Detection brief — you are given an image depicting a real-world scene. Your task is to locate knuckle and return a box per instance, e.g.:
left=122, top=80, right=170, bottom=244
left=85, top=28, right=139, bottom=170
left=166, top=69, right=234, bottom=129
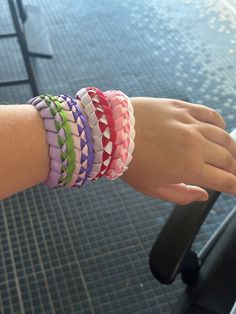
left=182, top=126, right=195, bottom=139
left=209, top=108, right=219, bottom=119
left=209, top=108, right=225, bottom=126
left=172, top=99, right=182, bottom=107
left=183, top=128, right=200, bottom=148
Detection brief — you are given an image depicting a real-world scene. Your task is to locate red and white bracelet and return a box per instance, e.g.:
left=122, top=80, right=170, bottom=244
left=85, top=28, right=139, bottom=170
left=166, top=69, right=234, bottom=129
left=75, top=87, right=116, bottom=181
left=75, top=87, right=135, bottom=181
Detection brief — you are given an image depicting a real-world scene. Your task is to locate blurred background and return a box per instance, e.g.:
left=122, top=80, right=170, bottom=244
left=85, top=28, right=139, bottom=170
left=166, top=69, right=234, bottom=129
left=0, top=0, right=236, bottom=313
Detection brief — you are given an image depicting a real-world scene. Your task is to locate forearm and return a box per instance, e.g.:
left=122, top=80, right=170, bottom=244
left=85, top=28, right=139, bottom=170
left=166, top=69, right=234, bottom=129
left=0, top=105, right=50, bottom=200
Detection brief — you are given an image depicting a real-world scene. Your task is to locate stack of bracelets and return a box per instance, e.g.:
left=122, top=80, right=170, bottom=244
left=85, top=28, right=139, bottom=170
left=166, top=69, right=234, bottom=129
left=28, top=87, right=135, bottom=189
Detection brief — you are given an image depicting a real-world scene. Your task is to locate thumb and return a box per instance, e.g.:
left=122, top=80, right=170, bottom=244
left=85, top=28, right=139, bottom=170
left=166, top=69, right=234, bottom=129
left=154, top=183, right=209, bottom=205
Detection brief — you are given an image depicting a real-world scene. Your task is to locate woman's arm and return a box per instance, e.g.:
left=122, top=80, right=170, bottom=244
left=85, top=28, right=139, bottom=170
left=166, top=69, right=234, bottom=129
left=0, top=105, right=50, bottom=199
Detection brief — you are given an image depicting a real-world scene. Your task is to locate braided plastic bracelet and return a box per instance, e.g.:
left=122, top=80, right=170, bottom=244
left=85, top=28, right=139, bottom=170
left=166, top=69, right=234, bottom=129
left=57, top=95, right=94, bottom=188
left=104, top=90, right=135, bottom=180
left=75, top=87, right=116, bottom=181
left=28, top=94, right=76, bottom=188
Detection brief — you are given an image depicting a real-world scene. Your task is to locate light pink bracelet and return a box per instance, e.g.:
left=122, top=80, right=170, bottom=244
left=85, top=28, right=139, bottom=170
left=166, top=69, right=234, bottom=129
left=104, top=90, right=135, bottom=180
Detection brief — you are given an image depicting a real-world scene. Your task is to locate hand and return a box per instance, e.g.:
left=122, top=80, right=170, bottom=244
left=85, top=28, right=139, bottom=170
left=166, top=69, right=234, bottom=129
left=121, top=97, right=236, bottom=205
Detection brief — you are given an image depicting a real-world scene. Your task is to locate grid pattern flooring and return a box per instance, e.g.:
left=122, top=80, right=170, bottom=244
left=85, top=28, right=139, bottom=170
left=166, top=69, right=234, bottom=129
left=0, top=0, right=236, bottom=313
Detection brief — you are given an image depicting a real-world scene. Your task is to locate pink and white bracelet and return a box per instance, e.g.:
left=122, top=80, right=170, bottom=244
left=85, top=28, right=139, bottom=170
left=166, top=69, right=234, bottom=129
left=104, top=90, right=135, bottom=180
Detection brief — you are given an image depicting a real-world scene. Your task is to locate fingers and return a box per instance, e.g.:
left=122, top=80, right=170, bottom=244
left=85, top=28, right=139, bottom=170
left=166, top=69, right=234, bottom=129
left=177, top=100, right=226, bottom=130
left=191, top=106, right=225, bottom=129
left=154, top=183, right=209, bottom=205
left=199, top=124, right=236, bottom=158
left=204, top=142, right=236, bottom=176
left=198, top=164, right=236, bottom=195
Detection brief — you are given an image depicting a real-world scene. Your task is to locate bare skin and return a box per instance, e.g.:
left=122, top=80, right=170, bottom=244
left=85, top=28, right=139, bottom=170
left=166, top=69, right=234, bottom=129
left=122, top=98, right=236, bottom=204
left=1, top=98, right=236, bottom=204
left=0, top=105, right=49, bottom=199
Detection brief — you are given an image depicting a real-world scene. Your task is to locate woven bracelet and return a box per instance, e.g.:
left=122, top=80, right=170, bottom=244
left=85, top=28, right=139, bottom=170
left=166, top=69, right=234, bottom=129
left=75, top=87, right=116, bottom=181
left=57, top=94, right=94, bottom=188
left=104, top=90, right=135, bottom=180
left=28, top=94, right=76, bottom=188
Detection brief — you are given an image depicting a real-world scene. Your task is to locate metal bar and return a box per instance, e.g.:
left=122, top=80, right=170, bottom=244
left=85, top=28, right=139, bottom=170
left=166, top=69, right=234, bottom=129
left=29, top=52, right=53, bottom=59
left=16, top=0, right=26, bottom=22
left=7, top=0, right=38, bottom=95
left=0, top=79, right=29, bottom=87
left=0, top=33, right=17, bottom=38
